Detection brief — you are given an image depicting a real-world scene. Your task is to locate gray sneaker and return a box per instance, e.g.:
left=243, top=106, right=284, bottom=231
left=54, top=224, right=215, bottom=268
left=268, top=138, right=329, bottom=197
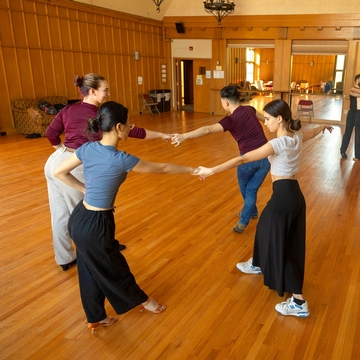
left=233, top=223, right=246, bottom=233
left=275, top=296, right=310, bottom=318
left=236, top=258, right=262, bottom=274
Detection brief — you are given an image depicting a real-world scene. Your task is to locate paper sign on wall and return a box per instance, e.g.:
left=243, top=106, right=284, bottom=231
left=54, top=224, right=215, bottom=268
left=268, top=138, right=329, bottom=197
left=213, top=70, right=224, bottom=79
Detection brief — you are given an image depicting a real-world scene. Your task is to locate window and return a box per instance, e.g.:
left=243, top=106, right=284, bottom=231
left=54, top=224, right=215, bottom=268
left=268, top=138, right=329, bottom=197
left=246, top=63, right=254, bottom=83
left=246, top=48, right=255, bottom=83
left=334, top=55, right=345, bottom=85
left=246, top=48, right=254, bottom=62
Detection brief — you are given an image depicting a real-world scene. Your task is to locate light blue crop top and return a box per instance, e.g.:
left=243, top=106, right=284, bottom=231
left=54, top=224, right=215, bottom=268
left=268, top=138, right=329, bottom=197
left=268, top=131, right=303, bottom=177
left=76, top=142, right=140, bottom=208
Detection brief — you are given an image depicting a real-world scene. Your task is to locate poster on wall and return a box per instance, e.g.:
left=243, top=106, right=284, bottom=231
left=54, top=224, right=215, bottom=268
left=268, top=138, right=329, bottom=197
left=213, top=70, right=224, bottom=79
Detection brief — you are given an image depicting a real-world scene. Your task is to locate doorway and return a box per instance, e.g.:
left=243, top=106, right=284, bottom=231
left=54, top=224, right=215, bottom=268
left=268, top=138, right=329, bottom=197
left=175, top=59, right=194, bottom=112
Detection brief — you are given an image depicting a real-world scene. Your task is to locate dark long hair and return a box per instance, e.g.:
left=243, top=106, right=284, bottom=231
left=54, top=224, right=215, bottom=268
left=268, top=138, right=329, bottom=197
left=86, top=101, right=128, bottom=134
left=263, top=99, right=301, bottom=131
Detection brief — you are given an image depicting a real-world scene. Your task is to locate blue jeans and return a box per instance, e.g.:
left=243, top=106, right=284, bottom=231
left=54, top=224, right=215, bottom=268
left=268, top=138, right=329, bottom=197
left=237, top=157, right=270, bottom=226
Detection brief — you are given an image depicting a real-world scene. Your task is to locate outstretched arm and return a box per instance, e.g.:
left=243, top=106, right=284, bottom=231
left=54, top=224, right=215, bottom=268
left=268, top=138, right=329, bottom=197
left=195, top=142, right=274, bottom=179
left=350, top=87, right=360, bottom=97
left=129, top=126, right=171, bottom=141
left=54, top=153, right=86, bottom=193
left=171, top=123, right=224, bottom=147
left=132, top=159, right=198, bottom=175
left=144, top=129, right=171, bottom=141
left=302, top=124, right=334, bottom=142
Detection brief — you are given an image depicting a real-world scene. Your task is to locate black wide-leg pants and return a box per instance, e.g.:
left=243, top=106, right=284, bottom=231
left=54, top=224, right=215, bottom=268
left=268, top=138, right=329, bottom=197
left=252, top=180, right=306, bottom=297
left=68, top=201, right=148, bottom=323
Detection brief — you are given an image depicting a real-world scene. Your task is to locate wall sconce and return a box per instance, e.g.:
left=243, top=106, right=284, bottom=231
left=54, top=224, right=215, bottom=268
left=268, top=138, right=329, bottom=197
left=265, top=58, right=269, bottom=65
left=310, top=61, right=314, bottom=66
left=134, top=51, right=140, bottom=61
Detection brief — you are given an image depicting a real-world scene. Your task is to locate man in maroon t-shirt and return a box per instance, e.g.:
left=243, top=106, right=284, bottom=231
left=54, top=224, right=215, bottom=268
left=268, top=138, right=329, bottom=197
left=171, top=85, right=270, bottom=233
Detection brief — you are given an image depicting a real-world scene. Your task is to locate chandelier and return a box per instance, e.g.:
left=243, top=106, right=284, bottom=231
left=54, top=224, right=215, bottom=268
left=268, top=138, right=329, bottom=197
left=152, top=0, right=164, bottom=13
left=203, top=0, right=235, bottom=26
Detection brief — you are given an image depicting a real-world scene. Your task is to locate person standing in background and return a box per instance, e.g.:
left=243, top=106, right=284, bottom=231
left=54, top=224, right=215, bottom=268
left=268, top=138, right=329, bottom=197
left=45, top=73, right=171, bottom=271
left=350, top=82, right=360, bottom=161
left=340, top=74, right=360, bottom=160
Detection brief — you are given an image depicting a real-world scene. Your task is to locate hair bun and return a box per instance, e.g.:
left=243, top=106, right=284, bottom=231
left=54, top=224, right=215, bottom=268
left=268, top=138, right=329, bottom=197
left=73, top=75, right=83, bottom=87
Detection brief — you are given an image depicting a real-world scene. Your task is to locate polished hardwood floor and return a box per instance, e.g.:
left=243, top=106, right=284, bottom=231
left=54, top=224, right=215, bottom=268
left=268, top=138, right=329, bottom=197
left=1, top=109, right=359, bottom=360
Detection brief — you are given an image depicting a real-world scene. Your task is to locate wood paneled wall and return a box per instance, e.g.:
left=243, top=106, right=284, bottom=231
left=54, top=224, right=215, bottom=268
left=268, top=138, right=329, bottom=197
left=2, top=8, right=360, bottom=134
left=228, top=48, right=247, bottom=85
left=291, top=55, right=336, bottom=86
left=259, top=49, right=274, bottom=82
left=0, top=0, right=169, bottom=134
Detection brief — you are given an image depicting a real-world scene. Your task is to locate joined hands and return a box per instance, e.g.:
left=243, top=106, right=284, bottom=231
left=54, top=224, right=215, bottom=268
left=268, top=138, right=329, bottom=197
left=170, top=134, right=185, bottom=147
left=191, top=166, right=214, bottom=180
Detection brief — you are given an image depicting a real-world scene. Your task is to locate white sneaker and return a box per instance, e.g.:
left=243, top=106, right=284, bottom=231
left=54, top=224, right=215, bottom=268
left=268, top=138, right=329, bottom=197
left=275, top=296, right=310, bottom=318
left=236, top=258, right=262, bottom=274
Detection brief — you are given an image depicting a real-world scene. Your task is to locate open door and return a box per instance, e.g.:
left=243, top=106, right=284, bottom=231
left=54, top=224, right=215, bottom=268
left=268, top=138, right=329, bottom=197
left=183, top=60, right=194, bottom=108
left=175, top=59, right=194, bottom=111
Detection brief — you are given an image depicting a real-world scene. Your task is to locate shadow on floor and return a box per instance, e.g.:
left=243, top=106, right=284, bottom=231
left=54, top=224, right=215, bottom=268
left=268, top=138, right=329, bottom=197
left=180, top=104, right=194, bottom=112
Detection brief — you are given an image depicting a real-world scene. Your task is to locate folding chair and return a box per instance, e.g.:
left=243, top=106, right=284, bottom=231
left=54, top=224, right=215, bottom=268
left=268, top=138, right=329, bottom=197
left=142, top=94, right=160, bottom=115
left=297, top=100, right=314, bottom=122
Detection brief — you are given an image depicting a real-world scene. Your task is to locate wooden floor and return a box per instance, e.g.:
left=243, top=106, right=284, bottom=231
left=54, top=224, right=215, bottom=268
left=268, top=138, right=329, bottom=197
left=1, top=110, right=360, bottom=360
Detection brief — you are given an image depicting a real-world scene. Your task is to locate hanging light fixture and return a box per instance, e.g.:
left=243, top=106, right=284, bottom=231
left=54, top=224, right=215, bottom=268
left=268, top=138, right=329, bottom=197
left=203, top=0, right=235, bottom=26
left=152, top=0, right=164, bottom=13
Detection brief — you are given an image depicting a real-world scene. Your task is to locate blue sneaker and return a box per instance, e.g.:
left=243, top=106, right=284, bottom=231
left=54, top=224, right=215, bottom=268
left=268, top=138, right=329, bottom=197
left=236, top=258, right=262, bottom=274
left=275, top=296, right=310, bottom=318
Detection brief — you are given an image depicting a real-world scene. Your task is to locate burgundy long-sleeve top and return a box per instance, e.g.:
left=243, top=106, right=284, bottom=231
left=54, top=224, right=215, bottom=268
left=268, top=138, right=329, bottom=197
left=45, top=101, right=146, bottom=148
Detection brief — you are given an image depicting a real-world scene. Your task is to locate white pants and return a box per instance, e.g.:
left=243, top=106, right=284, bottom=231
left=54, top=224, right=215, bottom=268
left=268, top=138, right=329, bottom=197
left=44, top=149, right=84, bottom=265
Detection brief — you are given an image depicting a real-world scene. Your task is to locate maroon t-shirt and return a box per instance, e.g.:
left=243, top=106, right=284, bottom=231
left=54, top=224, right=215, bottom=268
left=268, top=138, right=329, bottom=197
left=45, top=101, right=146, bottom=149
left=218, top=105, right=267, bottom=154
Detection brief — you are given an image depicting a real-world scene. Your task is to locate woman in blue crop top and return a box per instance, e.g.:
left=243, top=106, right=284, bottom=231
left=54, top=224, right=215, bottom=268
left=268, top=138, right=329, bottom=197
left=45, top=73, right=172, bottom=271
left=194, top=99, right=333, bottom=318
left=54, top=101, right=198, bottom=333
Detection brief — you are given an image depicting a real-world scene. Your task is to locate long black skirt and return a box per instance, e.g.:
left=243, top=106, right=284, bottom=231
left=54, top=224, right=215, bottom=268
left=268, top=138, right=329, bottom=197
left=252, top=180, right=306, bottom=297
left=68, top=201, right=148, bottom=323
